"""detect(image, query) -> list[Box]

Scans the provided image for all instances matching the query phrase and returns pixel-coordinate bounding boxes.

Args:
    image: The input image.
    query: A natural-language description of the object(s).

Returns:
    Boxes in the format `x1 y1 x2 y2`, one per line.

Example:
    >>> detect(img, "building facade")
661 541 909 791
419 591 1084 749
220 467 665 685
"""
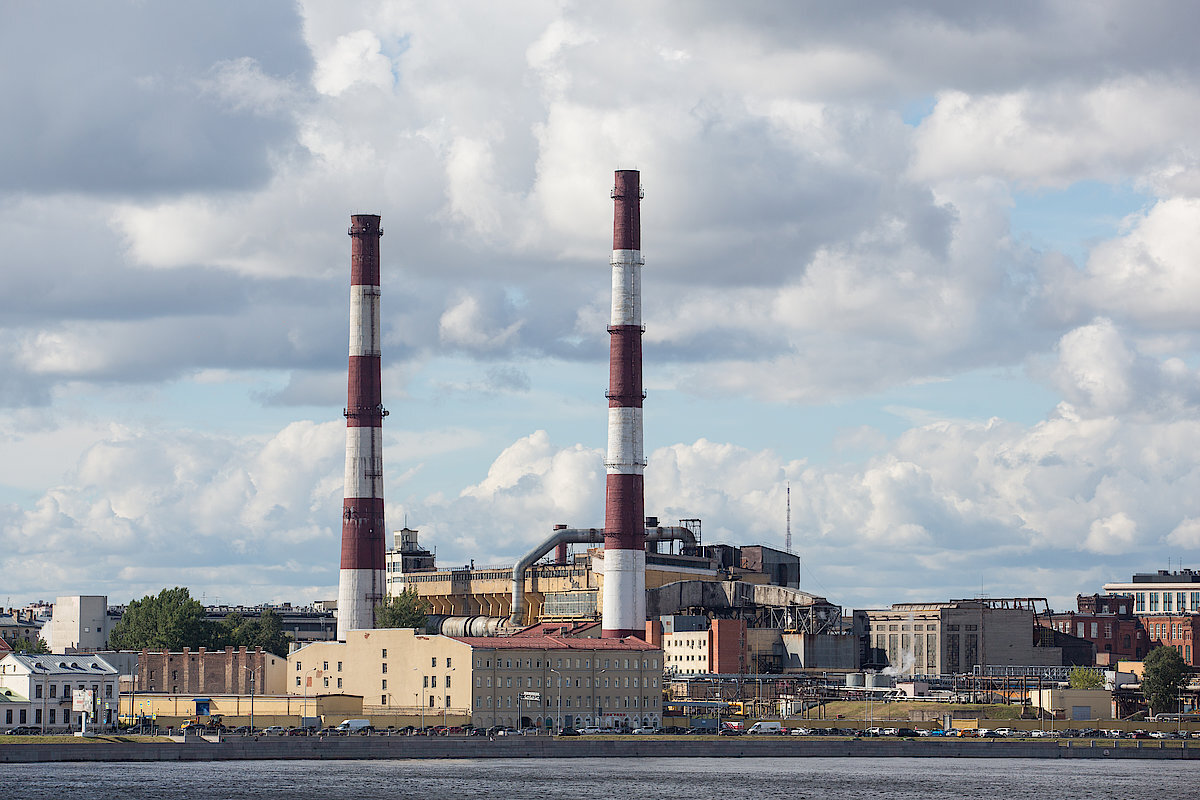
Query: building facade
136 646 286 695
857 599 1065 675
289 628 664 731
0 653 119 730
41 595 112 653
1141 614 1200 666
1041 594 1147 664
1103 569 1200 616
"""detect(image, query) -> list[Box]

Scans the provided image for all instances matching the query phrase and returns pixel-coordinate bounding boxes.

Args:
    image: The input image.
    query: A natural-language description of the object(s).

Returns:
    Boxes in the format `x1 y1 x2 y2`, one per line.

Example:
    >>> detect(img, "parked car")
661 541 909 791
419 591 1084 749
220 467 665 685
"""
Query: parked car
631 727 659 735
262 726 286 735
789 727 813 736
3 725 39 735
579 726 601 735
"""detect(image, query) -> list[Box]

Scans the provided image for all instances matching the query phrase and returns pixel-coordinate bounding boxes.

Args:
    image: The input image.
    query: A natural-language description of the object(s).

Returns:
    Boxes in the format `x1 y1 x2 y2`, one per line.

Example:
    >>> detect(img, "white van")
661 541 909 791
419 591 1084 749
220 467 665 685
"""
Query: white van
336 718 372 733
747 721 783 735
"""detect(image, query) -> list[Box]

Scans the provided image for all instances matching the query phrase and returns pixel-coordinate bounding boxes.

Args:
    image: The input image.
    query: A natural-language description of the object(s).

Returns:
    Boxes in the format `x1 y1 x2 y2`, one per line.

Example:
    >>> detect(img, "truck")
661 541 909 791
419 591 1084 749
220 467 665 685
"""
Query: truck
336 718 372 733
747 721 783 735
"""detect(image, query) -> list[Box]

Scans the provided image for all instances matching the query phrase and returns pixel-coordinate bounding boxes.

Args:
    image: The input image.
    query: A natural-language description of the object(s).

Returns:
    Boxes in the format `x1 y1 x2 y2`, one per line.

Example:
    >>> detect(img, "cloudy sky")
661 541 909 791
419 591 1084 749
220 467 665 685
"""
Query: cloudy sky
4 1 1200 614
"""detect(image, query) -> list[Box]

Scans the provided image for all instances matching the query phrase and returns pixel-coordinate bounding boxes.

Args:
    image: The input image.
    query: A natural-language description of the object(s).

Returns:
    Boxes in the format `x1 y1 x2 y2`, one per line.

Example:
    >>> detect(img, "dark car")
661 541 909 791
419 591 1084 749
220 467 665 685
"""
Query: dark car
557 728 580 736
286 727 311 736
717 728 742 736
3 726 39 735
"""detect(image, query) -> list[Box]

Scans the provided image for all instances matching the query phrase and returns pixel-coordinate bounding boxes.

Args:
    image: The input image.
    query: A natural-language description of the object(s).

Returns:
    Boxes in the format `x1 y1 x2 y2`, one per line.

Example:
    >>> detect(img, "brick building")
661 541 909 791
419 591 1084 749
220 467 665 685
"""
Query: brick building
1042 594 1148 665
1142 615 1200 666
136 646 287 695
648 616 748 675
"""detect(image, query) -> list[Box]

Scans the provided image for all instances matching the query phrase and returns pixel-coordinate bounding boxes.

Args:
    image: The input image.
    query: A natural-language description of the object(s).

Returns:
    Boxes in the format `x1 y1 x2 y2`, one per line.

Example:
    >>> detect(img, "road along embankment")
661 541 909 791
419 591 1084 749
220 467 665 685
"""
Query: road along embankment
2 736 1197 763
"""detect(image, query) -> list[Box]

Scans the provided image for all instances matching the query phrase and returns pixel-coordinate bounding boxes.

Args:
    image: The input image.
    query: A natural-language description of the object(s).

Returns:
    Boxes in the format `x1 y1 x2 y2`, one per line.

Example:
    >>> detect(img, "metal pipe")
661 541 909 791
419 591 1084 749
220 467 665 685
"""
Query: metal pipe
507 524 697 627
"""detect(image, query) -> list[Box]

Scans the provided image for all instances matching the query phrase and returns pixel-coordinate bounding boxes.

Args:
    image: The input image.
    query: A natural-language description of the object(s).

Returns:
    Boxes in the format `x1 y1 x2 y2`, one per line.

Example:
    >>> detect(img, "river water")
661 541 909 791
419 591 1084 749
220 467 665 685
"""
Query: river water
9 757 1197 799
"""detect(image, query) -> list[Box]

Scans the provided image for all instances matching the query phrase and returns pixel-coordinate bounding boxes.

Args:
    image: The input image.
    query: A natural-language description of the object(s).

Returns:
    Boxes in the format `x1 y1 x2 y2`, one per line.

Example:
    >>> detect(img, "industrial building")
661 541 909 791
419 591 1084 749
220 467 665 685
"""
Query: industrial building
1041 594 1148 665
40 596 112 654
856 599 1086 675
289 627 663 731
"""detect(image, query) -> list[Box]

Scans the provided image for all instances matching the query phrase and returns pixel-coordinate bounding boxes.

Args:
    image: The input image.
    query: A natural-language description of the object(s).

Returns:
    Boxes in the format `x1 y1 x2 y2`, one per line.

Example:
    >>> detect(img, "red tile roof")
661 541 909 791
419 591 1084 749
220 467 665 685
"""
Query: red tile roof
448 634 658 651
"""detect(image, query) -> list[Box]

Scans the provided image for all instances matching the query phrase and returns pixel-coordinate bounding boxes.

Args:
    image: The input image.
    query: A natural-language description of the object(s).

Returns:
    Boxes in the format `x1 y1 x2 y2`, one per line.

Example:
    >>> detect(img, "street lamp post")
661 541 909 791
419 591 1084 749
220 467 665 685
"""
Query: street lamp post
550 668 563 733
412 667 425 731
240 666 259 732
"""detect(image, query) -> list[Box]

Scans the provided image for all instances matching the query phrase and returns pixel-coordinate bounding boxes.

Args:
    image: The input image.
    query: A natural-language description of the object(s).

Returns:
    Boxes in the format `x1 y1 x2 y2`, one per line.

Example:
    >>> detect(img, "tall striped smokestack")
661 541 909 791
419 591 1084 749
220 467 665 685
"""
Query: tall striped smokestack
602 170 646 639
337 214 387 641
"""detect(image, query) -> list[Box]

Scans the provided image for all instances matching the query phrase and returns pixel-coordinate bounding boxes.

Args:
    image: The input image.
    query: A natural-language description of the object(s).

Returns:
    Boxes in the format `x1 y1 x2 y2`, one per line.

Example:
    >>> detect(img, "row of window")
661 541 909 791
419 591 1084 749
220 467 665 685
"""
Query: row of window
3 708 95 726
476 656 657 671
1136 591 1200 613
474 694 660 709
474 675 657 689
1150 622 1194 642
32 682 113 699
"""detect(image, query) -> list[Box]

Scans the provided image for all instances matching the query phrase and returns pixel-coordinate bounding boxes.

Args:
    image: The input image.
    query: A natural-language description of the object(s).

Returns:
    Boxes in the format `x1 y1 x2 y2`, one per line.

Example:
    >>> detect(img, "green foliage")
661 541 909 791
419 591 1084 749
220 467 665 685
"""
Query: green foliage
375 589 430 629
1141 645 1189 714
12 636 50 654
216 608 291 658
1067 667 1105 690
108 587 215 651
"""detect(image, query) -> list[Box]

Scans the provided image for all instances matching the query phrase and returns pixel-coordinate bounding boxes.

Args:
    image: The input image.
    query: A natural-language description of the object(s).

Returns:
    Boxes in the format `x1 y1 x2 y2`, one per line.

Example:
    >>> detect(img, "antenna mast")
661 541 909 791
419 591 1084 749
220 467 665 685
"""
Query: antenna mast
785 482 792 554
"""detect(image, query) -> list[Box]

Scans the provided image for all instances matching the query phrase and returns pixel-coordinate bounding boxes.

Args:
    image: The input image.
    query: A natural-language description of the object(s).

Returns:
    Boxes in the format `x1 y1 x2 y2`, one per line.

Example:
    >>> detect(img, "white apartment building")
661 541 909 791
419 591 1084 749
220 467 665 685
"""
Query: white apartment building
0 653 119 730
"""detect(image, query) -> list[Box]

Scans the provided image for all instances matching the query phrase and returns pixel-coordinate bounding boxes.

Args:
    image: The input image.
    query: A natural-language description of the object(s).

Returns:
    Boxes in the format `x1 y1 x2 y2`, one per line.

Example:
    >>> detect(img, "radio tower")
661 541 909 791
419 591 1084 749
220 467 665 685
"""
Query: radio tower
602 169 647 639
337 214 387 640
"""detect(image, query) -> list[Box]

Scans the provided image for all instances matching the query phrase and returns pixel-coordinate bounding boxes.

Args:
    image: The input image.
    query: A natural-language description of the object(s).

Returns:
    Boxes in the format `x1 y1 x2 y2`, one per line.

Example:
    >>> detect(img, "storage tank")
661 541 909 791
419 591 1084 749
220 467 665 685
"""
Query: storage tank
866 673 895 689
845 673 866 688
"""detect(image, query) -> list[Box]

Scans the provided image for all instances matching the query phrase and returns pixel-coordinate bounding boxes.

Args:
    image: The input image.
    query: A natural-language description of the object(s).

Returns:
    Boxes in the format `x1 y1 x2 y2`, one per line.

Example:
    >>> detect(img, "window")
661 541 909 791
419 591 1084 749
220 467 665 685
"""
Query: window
1077 622 1085 638
337 678 342 688
295 662 301 671
445 695 451 707
1105 623 1113 639
323 661 328 671
50 685 56 698
35 684 42 699
338 662 343 672
105 685 112 698
382 680 387 689
446 675 451 689
296 677 301 687
382 695 387 705
1090 622 1098 638
49 709 55 724
1150 593 1159 612
1136 593 1146 612
446 657 452 669
1164 593 1173 613
431 657 437 668
424 676 429 688
1178 592 1187 614
429 695 435 708
324 677 329 687
382 649 388 658
432 676 437 688
382 663 388 674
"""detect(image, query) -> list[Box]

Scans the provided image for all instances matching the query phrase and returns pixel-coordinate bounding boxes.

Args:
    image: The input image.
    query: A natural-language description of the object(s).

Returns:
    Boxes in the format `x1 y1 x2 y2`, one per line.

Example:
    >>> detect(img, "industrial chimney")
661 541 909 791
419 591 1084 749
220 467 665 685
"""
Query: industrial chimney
337 214 387 640
602 170 646 638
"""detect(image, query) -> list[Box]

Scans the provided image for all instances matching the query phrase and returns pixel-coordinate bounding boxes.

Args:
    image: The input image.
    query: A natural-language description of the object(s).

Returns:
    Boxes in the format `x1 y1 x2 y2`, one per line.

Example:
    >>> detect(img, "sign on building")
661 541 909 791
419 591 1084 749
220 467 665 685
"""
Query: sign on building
521 692 541 702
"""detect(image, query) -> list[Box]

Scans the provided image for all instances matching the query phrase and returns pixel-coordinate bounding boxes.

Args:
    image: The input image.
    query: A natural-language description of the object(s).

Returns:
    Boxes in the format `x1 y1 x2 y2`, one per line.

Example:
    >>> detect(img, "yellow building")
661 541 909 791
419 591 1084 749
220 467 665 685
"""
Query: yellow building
120 692 363 729
290 627 664 731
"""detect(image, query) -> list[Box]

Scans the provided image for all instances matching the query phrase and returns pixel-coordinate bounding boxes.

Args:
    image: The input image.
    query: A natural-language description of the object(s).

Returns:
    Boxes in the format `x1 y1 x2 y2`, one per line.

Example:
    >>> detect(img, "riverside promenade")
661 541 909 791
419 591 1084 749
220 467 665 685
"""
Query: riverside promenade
2 736 1198 763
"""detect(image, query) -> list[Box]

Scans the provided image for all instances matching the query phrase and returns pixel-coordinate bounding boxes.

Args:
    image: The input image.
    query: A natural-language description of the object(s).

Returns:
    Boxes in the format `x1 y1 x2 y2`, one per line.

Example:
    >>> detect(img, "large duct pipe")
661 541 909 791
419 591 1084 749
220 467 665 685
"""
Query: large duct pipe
509 528 603 626
337 214 388 641
507 524 696 627
603 169 646 638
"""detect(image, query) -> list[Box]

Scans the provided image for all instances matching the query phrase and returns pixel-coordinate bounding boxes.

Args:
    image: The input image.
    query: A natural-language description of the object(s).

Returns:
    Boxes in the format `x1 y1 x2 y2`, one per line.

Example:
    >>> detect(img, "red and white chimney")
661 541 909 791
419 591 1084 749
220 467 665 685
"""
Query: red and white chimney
602 170 647 638
337 214 387 640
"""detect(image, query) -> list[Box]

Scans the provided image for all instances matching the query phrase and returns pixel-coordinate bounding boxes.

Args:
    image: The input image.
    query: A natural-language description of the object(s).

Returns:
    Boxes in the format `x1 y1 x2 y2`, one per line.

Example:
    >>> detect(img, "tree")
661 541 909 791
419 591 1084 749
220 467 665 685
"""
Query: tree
107 587 216 651
375 589 430 629
12 636 50 654
1141 645 1189 714
1068 667 1105 690
216 608 291 658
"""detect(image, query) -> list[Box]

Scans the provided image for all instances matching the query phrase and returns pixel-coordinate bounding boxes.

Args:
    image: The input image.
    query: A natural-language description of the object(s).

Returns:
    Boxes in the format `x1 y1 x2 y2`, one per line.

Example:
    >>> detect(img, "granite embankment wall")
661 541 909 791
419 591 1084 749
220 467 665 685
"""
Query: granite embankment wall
2 737 1198 763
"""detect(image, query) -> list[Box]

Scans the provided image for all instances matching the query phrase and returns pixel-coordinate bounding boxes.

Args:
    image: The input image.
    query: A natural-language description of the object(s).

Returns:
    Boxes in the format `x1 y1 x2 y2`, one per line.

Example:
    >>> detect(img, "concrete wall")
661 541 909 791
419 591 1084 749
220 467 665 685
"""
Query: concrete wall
43 596 110 654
